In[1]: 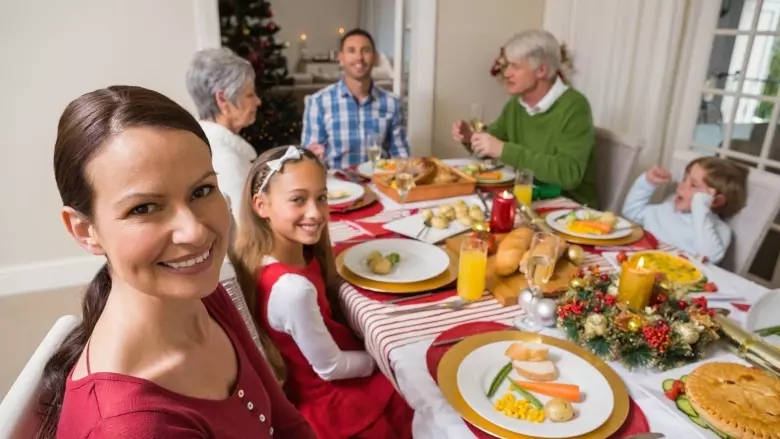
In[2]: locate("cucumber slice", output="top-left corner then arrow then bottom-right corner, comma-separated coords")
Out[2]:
681,374 -> 689,383
710,427 -> 732,439
662,379 -> 675,392
688,415 -> 708,429
676,395 -> 697,417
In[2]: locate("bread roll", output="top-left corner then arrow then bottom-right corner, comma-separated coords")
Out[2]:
519,234 -> 565,275
494,227 -> 534,276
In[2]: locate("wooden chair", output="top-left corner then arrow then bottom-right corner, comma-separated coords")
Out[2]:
594,128 -> 645,212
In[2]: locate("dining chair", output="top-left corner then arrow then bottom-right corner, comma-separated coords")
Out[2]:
670,149 -> 780,275
594,127 -> 645,213
220,261 -> 267,361
0,315 -> 80,439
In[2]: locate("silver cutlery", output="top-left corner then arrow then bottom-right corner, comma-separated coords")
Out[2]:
416,220 -> 431,241
385,292 -> 435,305
384,297 -> 489,317
475,191 -> 491,215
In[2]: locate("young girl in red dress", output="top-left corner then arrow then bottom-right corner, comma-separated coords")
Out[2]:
230,145 -> 414,439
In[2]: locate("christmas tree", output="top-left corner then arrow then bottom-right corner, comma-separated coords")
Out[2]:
219,0 -> 302,153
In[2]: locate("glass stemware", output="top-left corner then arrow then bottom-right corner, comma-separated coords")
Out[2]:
365,132 -> 382,172
515,232 -> 562,333
393,158 -> 415,206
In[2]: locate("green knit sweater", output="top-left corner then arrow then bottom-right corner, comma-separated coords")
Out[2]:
489,88 -> 598,206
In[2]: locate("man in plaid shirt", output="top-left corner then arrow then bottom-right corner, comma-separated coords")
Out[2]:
301,29 -> 410,169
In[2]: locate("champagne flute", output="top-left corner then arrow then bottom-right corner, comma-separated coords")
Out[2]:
469,103 -> 486,134
515,232 -> 561,333
365,132 -> 382,172
394,158 -> 415,206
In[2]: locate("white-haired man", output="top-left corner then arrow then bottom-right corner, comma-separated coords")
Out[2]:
453,30 -> 597,206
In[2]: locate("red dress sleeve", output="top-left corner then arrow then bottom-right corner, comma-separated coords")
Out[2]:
207,286 -> 316,439
87,412 -> 206,438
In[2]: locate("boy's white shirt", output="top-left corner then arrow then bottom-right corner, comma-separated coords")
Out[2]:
262,256 -> 376,381
621,173 -> 732,264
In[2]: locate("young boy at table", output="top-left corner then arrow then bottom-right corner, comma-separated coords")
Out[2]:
622,156 -> 748,264
230,145 -> 414,439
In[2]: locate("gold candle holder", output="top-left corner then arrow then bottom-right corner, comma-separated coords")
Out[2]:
617,257 -> 654,311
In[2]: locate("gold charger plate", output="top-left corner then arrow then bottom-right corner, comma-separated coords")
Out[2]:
329,187 -> 378,213
540,212 -> 644,247
335,247 -> 458,294
437,331 -> 629,439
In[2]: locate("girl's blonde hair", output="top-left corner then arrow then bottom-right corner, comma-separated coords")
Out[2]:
228,146 -> 343,383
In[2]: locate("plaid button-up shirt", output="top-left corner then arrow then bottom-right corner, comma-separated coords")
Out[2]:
301,77 -> 410,169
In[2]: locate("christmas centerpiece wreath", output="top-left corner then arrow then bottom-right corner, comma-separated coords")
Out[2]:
556,265 -> 721,371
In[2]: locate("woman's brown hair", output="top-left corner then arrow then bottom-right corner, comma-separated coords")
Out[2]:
37,86 -> 210,438
228,146 -> 342,382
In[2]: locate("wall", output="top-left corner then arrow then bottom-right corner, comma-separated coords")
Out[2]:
274,0 -> 360,72
0,0 -> 210,396
0,286 -> 82,400
431,0 -> 545,158
0,0 -> 208,297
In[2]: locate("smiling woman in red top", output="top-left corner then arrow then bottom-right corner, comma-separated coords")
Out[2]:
35,86 -> 315,439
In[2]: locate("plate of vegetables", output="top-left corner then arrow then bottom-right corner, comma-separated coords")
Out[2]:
456,340 -> 613,437
546,208 -> 634,240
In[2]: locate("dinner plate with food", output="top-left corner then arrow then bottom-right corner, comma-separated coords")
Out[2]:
326,178 -> 365,206
357,158 -> 399,177
341,238 -> 450,283
746,290 -> 780,348
546,208 -> 633,240
441,158 -> 517,185
382,199 -> 487,244
456,340 -> 615,438
637,356 -> 775,439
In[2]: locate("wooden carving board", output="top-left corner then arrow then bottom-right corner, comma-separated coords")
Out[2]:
445,233 -> 579,307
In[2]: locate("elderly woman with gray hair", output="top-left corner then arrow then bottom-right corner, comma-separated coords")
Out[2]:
186,48 -> 262,216
453,30 -> 597,206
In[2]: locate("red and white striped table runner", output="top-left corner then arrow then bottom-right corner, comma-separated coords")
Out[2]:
335,198 -> 676,388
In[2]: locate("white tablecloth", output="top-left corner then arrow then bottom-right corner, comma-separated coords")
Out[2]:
337,176 -> 771,439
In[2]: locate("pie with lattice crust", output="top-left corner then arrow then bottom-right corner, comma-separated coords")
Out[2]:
685,362 -> 780,439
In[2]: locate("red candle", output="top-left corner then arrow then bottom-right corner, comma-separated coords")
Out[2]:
489,191 -> 517,233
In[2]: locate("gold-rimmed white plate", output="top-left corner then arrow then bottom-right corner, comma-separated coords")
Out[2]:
437,331 -> 629,439
341,239 -> 451,284
335,246 -> 458,294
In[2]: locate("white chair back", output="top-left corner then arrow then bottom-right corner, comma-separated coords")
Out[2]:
670,149 -> 780,275
595,128 -> 645,213
0,315 -> 80,439
219,262 -> 267,360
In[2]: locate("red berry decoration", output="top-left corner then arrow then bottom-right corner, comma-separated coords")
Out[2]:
600,273 -> 610,282
616,251 -> 628,264
703,282 -> 718,293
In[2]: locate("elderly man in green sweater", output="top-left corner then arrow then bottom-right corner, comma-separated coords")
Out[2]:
453,30 -> 598,206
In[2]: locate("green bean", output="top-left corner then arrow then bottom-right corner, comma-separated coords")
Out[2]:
508,379 -> 543,409
486,362 -> 513,398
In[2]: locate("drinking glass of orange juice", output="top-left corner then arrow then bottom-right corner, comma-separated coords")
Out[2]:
457,237 -> 488,302
514,169 -> 533,206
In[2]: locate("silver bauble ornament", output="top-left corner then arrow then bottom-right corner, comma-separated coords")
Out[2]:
584,314 -> 608,337
534,298 -> 558,327
519,288 -> 536,311
674,322 -> 700,345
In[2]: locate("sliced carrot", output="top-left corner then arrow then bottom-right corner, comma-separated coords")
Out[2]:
509,379 -> 581,403
571,220 -> 613,234
478,171 -> 502,180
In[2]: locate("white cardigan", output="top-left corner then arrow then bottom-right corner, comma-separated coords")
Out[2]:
200,120 -> 257,217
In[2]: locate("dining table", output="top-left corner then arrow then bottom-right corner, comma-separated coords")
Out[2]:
327,162 -> 772,439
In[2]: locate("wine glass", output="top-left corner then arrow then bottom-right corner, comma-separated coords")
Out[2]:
469,103 -> 485,134
393,158 -> 415,206
515,232 -> 562,333
365,132 -> 382,172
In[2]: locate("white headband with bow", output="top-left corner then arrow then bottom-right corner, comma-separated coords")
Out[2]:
256,146 -> 303,193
